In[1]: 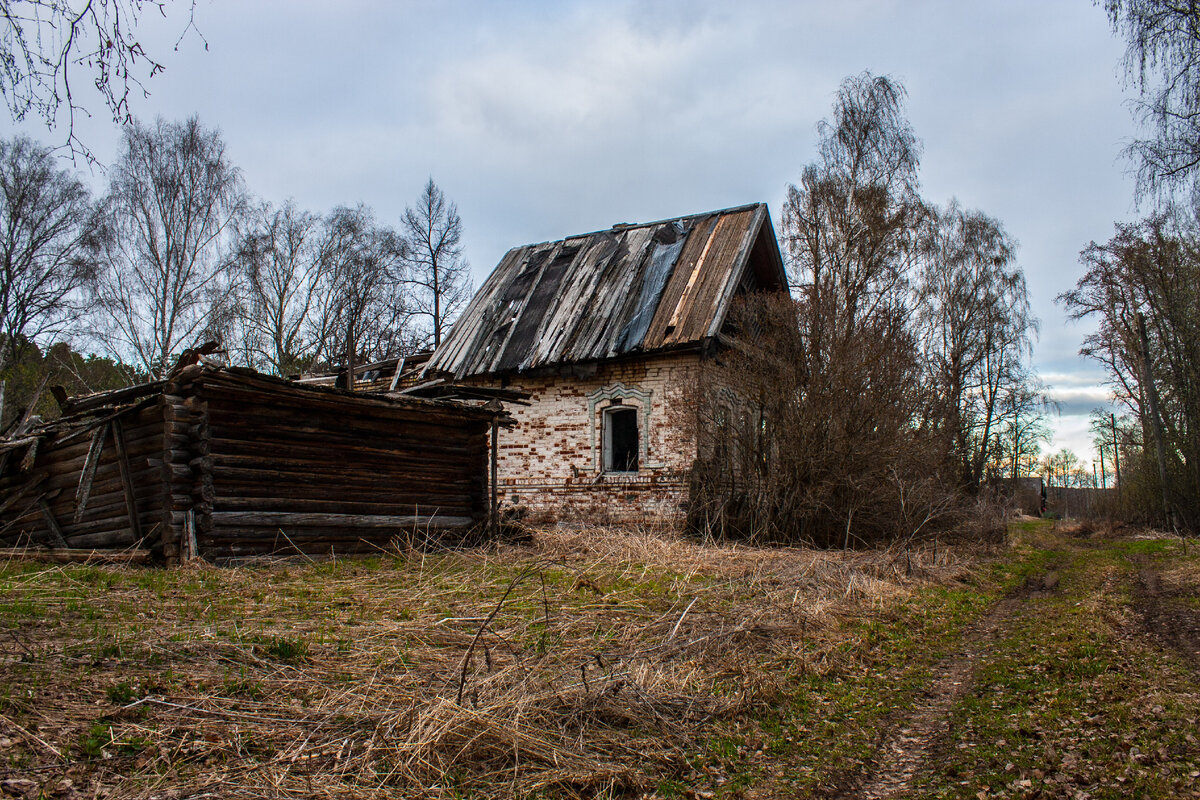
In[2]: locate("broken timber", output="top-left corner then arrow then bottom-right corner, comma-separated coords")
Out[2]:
0,363 -> 508,564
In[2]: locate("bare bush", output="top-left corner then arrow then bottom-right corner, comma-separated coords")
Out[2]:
685,294 -> 963,546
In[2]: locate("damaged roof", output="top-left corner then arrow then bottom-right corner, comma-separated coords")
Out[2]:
425,202 -> 787,378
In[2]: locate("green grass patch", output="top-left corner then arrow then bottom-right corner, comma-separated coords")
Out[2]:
915,535 -> 1200,799
259,635 -> 310,663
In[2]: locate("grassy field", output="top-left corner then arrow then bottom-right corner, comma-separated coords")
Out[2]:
0,522 -> 1196,798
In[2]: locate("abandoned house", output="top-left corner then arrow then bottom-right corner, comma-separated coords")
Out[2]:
0,363 -> 502,564
422,203 -> 788,523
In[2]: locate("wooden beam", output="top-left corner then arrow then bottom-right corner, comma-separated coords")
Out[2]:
489,417 -> 499,536
110,417 -> 144,543
73,423 -> 107,522
388,356 -> 407,392
36,498 -> 68,548
63,381 -> 164,415
0,547 -> 150,564
184,509 -> 198,561
210,511 -> 476,529
49,386 -> 68,411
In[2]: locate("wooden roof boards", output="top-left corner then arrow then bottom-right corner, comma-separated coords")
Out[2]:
426,203 -> 787,378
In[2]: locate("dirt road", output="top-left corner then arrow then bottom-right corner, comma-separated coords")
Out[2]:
833,527 -> 1200,799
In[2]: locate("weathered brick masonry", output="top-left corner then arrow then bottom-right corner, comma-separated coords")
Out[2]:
470,352 -> 699,524
423,203 -> 789,527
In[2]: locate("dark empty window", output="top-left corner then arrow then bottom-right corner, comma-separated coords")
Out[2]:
605,407 -> 639,472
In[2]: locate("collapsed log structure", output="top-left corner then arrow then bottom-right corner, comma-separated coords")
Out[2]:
0,364 -> 505,564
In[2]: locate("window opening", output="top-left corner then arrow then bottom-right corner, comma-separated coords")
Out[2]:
604,407 -> 639,472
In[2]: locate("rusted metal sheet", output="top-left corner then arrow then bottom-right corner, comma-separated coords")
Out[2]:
425,203 -> 787,379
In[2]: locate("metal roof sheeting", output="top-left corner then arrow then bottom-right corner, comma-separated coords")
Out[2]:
426,203 -> 787,378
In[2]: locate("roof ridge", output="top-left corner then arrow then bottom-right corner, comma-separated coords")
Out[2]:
508,202 -> 767,252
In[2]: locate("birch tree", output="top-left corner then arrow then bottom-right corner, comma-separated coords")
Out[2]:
1104,0 -> 1200,201
93,116 -> 245,378
1060,213 -> 1200,530
231,199 -> 323,375
0,0 -> 204,162
309,205 -> 409,385
0,135 -> 97,369
918,200 -> 1034,490
400,178 -> 470,349
781,71 -> 926,360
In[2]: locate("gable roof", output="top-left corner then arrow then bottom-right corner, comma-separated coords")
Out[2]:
425,202 -> 787,379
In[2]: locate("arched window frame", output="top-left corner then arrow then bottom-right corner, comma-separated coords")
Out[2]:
586,383 -> 652,474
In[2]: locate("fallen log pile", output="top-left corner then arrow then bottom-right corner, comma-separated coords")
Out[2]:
0,364 -> 505,564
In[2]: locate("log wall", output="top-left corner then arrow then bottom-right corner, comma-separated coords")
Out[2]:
0,366 -> 495,564
0,398 -> 168,554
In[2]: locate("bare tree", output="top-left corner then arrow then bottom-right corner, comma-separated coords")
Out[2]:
1059,212 -> 1200,530
1,0 -> 203,162
689,72 -> 1033,546
1103,0 -> 1200,201
782,71 -> 926,361
93,115 -> 244,378
1040,448 -> 1083,489
992,378 -> 1052,480
400,178 -> 470,349
689,73 -> 949,546
686,294 -> 948,546
0,134 -> 96,369
230,199 -> 323,375
918,200 -> 1035,490
309,204 -> 409,386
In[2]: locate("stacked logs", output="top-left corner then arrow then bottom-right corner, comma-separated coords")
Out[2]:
0,386 -> 168,554
0,365 -> 499,564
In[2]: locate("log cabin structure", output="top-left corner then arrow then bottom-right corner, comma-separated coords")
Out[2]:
423,203 -> 788,524
0,364 -> 502,564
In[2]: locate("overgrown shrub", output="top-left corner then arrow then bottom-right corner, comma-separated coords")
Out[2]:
684,295 -> 968,546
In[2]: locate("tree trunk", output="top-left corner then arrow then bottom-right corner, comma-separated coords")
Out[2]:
344,321 -> 355,393
1138,313 -> 1174,530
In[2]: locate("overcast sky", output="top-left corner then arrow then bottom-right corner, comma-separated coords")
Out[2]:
2,0 -> 1141,464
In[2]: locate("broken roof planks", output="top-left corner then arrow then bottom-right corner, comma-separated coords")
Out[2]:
425,203 -> 787,379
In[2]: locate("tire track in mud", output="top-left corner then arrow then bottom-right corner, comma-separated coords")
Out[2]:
837,570 -> 1060,800
1133,558 -> 1200,671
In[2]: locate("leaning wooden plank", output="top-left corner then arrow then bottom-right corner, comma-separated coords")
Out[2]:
210,511 -> 476,529
18,436 -> 38,472
110,417 -> 144,543
13,374 -> 48,437
73,423 -> 107,522
0,493 -> 47,542
0,547 -> 151,564
36,498 -> 68,548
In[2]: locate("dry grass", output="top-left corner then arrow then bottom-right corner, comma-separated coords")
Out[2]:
0,526 -> 987,798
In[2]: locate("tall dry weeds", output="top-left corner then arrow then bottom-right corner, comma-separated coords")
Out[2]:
0,525 -> 988,798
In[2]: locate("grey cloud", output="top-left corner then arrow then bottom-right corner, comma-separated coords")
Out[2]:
0,0 -> 1142,464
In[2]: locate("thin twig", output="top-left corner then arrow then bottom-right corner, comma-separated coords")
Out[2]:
456,563 -> 539,705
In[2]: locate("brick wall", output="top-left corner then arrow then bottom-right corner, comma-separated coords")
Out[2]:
468,353 -> 700,524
